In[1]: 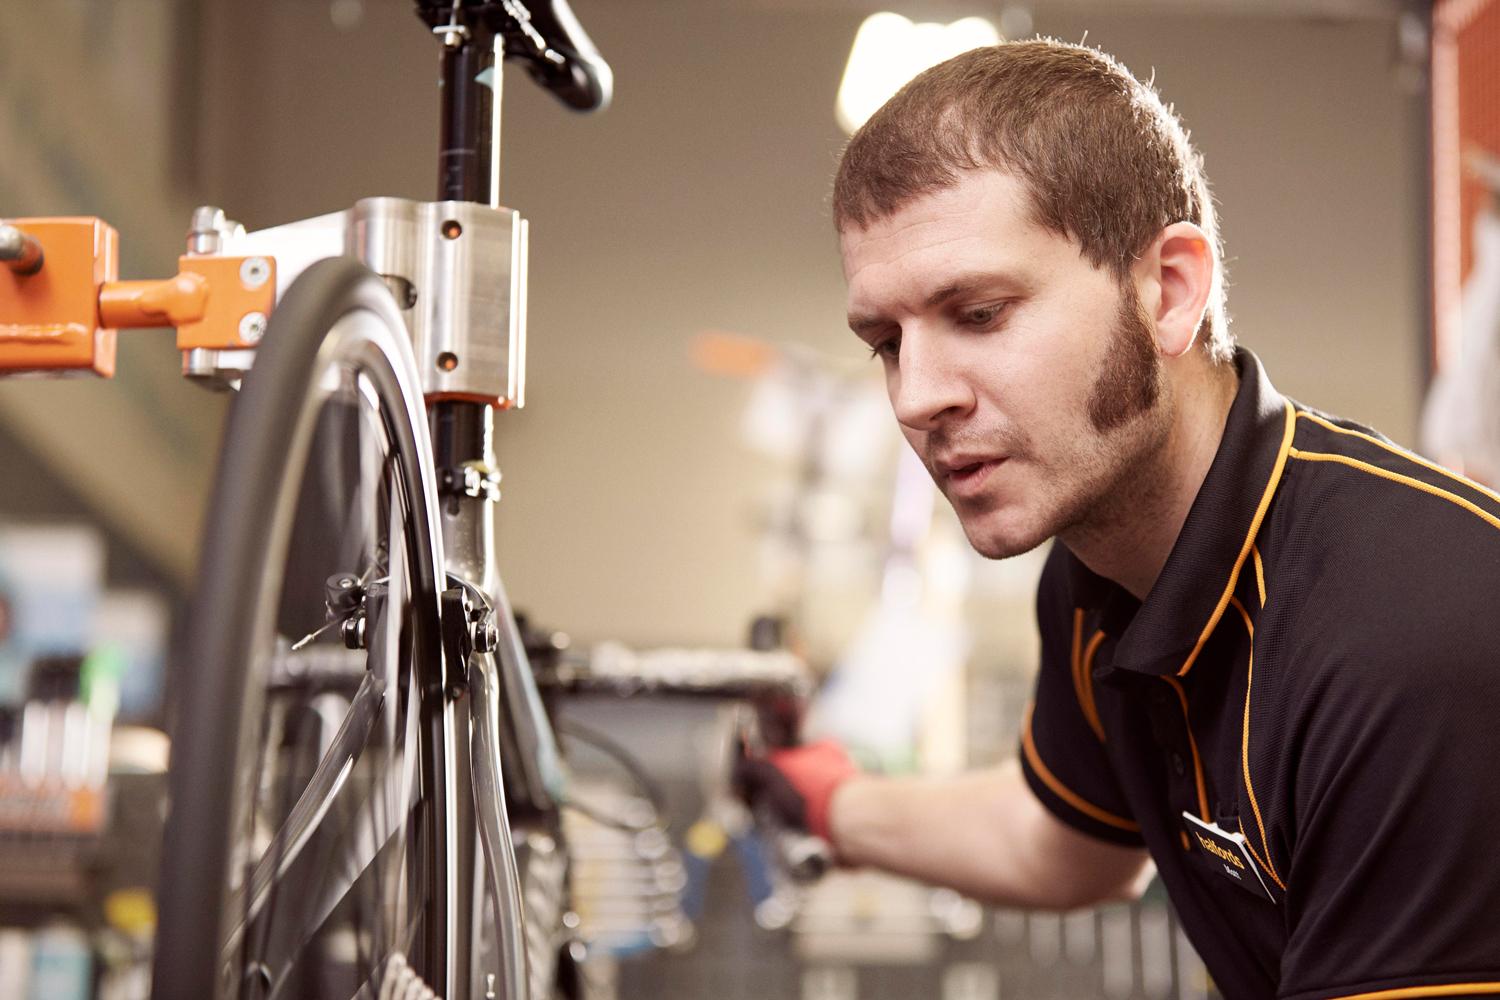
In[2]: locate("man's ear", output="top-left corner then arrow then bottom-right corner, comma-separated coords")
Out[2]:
1135,222 -> 1215,359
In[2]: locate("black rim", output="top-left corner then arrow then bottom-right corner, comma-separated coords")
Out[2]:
153,260 -> 449,1000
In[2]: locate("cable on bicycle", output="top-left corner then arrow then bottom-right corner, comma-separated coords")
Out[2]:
554,718 -> 672,822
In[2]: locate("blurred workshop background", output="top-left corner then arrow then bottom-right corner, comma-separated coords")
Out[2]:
0,0 -> 1494,998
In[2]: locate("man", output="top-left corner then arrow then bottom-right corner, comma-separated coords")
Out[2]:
741,40 -> 1500,999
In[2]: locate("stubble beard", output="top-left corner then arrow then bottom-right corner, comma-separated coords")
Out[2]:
953,282 -> 1173,560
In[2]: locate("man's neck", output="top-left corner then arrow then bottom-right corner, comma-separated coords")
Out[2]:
1063,360 -> 1240,601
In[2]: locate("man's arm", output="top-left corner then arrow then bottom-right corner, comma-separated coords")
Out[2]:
829,758 -> 1154,910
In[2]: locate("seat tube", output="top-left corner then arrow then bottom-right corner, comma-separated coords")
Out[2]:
432,19 -> 527,999
432,22 -> 503,999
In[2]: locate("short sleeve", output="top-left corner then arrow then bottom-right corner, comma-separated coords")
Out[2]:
1017,545 -> 1144,848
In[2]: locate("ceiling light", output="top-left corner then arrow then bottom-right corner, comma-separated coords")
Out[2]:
836,13 -> 1002,135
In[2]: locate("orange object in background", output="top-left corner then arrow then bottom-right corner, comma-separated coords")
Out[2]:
1432,0 -> 1500,371
0,218 -> 119,377
691,329 -> 780,379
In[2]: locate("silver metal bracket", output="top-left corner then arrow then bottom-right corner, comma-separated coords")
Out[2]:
352,197 -> 528,408
218,196 -> 530,407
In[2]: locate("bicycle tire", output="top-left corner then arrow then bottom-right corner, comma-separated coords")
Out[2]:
152,258 -> 459,1000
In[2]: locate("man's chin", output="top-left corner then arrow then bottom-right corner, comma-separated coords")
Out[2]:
959,516 -> 1053,561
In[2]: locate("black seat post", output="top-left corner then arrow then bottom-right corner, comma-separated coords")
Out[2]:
436,14 -> 500,206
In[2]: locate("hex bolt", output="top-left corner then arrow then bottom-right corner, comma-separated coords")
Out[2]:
240,256 -> 271,289
239,312 -> 268,344
472,614 -> 499,653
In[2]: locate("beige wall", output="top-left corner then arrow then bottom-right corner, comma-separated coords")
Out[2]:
5,2 -> 1428,645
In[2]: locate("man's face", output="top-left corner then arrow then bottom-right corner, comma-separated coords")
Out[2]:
841,169 -> 1170,559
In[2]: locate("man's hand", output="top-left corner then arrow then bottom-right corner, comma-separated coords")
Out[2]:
734,739 -> 860,843
740,749 -> 1152,908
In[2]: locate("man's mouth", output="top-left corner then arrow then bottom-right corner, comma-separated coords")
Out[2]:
938,457 -> 1006,497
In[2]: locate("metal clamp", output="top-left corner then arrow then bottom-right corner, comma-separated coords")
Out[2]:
352,197 -> 529,408
438,460 -> 502,502
441,577 -> 501,691
222,197 -> 530,408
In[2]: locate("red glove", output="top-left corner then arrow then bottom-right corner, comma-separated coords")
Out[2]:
735,739 -> 860,842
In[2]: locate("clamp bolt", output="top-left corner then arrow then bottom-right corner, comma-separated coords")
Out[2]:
239,312 -> 268,345
240,257 -> 271,289
471,613 -> 499,654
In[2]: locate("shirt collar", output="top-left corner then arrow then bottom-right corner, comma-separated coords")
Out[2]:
1067,348 -> 1297,677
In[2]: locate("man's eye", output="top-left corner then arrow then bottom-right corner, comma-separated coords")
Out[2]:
868,335 -> 901,361
962,302 -> 1009,327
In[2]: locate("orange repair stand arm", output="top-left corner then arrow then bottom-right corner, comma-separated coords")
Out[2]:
98,272 -> 209,329
0,217 -> 275,378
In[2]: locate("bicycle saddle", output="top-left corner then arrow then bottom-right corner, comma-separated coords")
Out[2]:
416,0 -> 613,112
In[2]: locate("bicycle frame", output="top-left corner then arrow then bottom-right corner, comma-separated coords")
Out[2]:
0,10 -> 575,999
0,5 -> 823,997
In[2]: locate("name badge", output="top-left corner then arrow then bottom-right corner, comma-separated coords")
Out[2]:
1181,812 -> 1276,903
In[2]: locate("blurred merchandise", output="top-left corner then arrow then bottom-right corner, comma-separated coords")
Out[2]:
1422,155 -> 1500,483
791,870 -> 981,965
0,525 -> 168,1000
26,922 -> 92,1000
0,926 -> 30,995
0,525 -> 105,704
698,331 -> 899,670
95,888 -> 156,1000
1431,0 -> 1500,399
565,778 -> 692,959
702,333 -> 975,764
90,592 -> 168,723
0,652 -> 115,842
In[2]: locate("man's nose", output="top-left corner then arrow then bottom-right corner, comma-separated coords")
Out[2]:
891,331 -> 974,431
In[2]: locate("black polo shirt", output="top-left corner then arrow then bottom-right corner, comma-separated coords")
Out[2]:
1019,348 -> 1500,1000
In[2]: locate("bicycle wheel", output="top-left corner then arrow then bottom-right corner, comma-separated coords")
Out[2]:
153,258 -> 459,1000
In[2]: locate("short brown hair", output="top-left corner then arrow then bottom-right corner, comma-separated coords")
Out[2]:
833,40 -> 1231,362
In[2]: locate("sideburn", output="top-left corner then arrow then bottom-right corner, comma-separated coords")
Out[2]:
1086,284 -> 1163,433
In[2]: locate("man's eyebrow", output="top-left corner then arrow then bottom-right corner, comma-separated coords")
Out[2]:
925,273 -> 1013,308
848,272 -> 1020,335
847,314 -> 889,336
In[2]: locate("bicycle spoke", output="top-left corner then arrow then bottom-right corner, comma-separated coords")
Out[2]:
224,671 -> 387,951
236,437 -> 418,976
261,791 -> 410,1000
244,713 -> 421,1000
